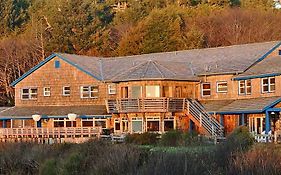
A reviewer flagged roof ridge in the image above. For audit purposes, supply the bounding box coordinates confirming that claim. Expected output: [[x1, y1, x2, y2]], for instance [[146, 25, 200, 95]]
[[152, 61, 177, 77], [110, 61, 148, 81], [151, 61, 165, 78]]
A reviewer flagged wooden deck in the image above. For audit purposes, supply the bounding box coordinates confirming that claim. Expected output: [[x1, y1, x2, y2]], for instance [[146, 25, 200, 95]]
[[106, 98, 186, 113], [0, 127, 102, 140]]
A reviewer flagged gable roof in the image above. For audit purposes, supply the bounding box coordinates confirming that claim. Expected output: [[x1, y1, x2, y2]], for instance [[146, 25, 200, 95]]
[[234, 55, 281, 80], [201, 96, 281, 114], [11, 41, 281, 86]]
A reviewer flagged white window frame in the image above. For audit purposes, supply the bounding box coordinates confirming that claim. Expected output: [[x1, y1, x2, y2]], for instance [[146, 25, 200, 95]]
[[43, 87, 51, 97], [94, 118, 107, 129], [21, 87, 38, 100], [216, 81, 228, 93], [201, 83, 211, 97], [131, 117, 143, 133], [238, 80, 251, 95], [63, 86, 71, 96], [80, 85, 99, 98], [163, 117, 175, 132], [262, 77, 275, 93], [146, 116, 161, 133], [108, 84, 116, 95]]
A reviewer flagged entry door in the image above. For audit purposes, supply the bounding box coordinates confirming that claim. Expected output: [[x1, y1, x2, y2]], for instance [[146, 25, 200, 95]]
[[249, 116, 265, 134]]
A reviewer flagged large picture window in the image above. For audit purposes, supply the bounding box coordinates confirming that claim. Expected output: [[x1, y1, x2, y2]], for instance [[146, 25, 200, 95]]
[[21, 88, 38, 100], [262, 77, 275, 93], [145, 85, 160, 97], [202, 83, 211, 96], [81, 86, 99, 98]]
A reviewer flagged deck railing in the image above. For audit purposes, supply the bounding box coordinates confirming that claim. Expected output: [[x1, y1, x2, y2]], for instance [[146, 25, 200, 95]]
[[0, 127, 102, 139], [106, 98, 185, 113]]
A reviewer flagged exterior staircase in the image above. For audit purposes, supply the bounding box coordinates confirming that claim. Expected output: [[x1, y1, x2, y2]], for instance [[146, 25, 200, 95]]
[[186, 99, 224, 137]]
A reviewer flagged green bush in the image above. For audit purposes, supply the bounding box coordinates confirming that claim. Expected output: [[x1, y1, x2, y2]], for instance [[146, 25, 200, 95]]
[[125, 132, 160, 145], [215, 126, 254, 167], [160, 130, 183, 146]]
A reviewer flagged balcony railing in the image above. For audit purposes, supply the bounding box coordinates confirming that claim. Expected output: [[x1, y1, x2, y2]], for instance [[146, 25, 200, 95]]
[[0, 127, 102, 139], [106, 98, 185, 113]]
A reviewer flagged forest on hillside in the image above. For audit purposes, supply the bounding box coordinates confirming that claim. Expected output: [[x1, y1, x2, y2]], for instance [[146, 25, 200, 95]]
[[0, 0, 281, 105]]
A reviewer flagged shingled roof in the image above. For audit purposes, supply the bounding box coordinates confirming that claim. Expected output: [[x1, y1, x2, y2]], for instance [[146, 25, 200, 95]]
[[60, 41, 280, 82], [0, 105, 108, 119], [201, 96, 281, 114], [10, 41, 281, 86], [235, 55, 281, 80]]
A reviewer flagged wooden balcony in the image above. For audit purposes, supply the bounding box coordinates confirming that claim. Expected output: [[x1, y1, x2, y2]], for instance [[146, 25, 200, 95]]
[[0, 127, 102, 139], [106, 98, 186, 113]]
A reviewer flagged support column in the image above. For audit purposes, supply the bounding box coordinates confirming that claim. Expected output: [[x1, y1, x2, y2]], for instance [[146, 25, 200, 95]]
[[37, 120, 42, 128], [220, 114, 224, 127], [265, 110, 271, 134], [2, 120, 6, 128], [241, 114, 245, 126]]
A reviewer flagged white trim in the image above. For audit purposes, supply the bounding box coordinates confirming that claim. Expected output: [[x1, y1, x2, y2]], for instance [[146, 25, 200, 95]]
[[21, 87, 38, 100], [108, 84, 116, 95], [261, 77, 275, 93], [80, 85, 99, 98], [201, 82, 211, 97], [43, 87, 51, 97], [216, 81, 228, 93], [63, 86, 71, 96]]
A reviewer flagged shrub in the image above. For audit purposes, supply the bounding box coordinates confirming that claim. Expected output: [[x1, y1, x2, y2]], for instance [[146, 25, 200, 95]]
[[215, 126, 254, 167], [125, 132, 160, 145], [160, 130, 183, 146]]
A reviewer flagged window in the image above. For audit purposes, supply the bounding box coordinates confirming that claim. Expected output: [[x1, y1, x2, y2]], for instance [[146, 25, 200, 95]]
[[239, 80, 251, 95], [94, 119, 106, 129], [262, 77, 275, 93], [202, 83, 211, 96], [145, 85, 160, 97], [63, 86, 70, 96], [21, 88, 38, 100], [81, 86, 99, 98], [131, 86, 142, 98], [43, 87, 51, 96], [55, 60, 60, 68], [108, 84, 116, 95], [217, 81, 228, 93]]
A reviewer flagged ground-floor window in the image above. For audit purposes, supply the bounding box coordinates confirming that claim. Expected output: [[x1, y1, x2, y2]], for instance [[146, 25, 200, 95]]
[[131, 117, 143, 133], [164, 117, 175, 131], [146, 117, 160, 132], [81, 118, 94, 127], [94, 119, 107, 129], [122, 118, 129, 132], [54, 118, 65, 127]]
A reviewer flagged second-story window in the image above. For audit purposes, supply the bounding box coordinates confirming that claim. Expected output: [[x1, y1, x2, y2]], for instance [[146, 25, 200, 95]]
[[239, 80, 252, 95], [21, 88, 38, 100], [81, 86, 99, 98], [63, 86, 71, 96], [202, 83, 211, 97], [43, 87, 51, 96], [217, 81, 228, 93], [108, 84, 116, 95], [262, 77, 275, 93]]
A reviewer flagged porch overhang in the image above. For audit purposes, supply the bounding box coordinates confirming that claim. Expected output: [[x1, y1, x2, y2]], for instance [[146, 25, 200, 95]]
[[0, 105, 111, 120], [202, 96, 281, 115]]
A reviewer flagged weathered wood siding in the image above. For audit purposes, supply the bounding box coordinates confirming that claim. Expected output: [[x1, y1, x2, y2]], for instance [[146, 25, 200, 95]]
[[15, 56, 116, 106]]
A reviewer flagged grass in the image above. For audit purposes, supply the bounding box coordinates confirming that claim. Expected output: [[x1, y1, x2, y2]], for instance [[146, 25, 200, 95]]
[[0, 127, 279, 175]]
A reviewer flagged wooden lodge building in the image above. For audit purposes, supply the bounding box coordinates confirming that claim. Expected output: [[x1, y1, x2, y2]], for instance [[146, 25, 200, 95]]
[[1, 41, 281, 142]]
